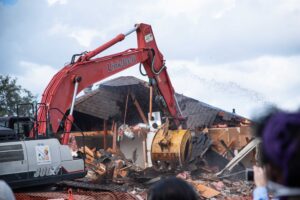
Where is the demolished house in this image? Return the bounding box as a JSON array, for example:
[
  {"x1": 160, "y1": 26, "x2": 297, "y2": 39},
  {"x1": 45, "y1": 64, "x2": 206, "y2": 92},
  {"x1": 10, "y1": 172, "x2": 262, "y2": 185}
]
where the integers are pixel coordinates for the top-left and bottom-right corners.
[
  {"x1": 60, "y1": 76, "x2": 255, "y2": 195},
  {"x1": 45, "y1": 76, "x2": 255, "y2": 199},
  {"x1": 72, "y1": 77, "x2": 254, "y2": 163},
  {"x1": 14, "y1": 76, "x2": 256, "y2": 199}
]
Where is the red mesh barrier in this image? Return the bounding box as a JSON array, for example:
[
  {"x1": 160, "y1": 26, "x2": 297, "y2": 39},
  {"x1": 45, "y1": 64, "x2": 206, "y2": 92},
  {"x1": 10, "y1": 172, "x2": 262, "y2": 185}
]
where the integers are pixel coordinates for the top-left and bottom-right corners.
[{"x1": 15, "y1": 190, "x2": 137, "y2": 200}]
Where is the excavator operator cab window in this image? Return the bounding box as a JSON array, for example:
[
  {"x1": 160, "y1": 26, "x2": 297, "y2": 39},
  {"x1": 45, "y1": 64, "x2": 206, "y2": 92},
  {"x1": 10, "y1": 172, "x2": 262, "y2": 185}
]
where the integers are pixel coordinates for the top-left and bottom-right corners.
[
  {"x1": 13, "y1": 118, "x2": 33, "y2": 138},
  {"x1": 0, "y1": 121, "x2": 6, "y2": 128},
  {"x1": 17, "y1": 123, "x2": 30, "y2": 138}
]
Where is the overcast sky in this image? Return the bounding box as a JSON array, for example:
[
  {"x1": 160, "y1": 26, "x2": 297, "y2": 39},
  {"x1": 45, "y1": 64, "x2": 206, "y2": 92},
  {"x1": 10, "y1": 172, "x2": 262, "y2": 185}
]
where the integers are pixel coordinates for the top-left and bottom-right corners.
[{"x1": 0, "y1": 0, "x2": 300, "y2": 119}]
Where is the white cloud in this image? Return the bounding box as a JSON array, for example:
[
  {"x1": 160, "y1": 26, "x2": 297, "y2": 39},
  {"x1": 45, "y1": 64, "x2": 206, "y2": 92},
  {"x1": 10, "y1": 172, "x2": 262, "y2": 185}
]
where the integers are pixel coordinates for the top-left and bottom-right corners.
[
  {"x1": 69, "y1": 29, "x2": 100, "y2": 48},
  {"x1": 141, "y1": 0, "x2": 237, "y2": 24},
  {"x1": 167, "y1": 55, "x2": 300, "y2": 118},
  {"x1": 47, "y1": 0, "x2": 68, "y2": 6},
  {"x1": 213, "y1": 0, "x2": 236, "y2": 19},
  {"x1": 275, "y1": 0, "x2": 300, "y2": 13},
  {"x1": 15, "y1": 61, "x2": 57, "y2": 100},
  {"x1": 49, "y1": 23, "x2": 103, "y2": 48},
  {"x1": 48, "y1": 23, "x2": 68, "y2": 35}
]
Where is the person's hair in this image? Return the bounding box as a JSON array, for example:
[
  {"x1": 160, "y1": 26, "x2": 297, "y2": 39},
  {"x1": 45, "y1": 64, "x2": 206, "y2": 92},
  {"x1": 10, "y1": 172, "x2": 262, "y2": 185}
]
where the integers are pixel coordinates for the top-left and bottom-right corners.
[
  {"x1": 147, "y1": 177, "x2": 199, "y2": 200},
  {"x1": 255, "y1": 108, "x2": 300, "y2": 187}
]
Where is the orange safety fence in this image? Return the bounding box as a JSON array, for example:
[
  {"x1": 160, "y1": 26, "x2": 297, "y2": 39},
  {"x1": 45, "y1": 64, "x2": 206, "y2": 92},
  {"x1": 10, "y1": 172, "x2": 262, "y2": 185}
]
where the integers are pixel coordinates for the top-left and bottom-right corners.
[{"x1": 14, "y1": 189, "x2": 137, "y2": 200}]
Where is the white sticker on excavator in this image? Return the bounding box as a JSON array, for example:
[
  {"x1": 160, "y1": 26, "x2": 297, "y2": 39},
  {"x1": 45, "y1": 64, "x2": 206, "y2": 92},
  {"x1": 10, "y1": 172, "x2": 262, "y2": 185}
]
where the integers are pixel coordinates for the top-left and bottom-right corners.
[
  {"x1": 36, "y1": 144, "x2": 51, "y2": 165},
  {"x1": 145, "y1": 33, "x2": 153, "y2": 43}
]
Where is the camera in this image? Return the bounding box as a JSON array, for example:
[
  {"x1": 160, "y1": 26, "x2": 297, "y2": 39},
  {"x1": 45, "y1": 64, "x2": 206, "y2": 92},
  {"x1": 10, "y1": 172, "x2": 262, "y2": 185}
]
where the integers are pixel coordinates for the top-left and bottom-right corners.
[{"x1": 245, "y1": 168, "x2": 254, "y2": 181}]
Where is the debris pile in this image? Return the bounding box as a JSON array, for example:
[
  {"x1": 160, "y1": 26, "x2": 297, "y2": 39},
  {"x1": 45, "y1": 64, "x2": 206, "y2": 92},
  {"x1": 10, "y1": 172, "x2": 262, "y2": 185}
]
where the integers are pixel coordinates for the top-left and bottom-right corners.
[
  {"x1": 15, "y1": 131, "x2": 256, "y2": 200},
  {"x1": 78, "y1": 146, "x2": 142, "y2": 184},
  {"x1": 72, "y1": 126, "x2": 256, "y2": 199},
  {"x1": 176, "y1": 171, "x2": 253, "y2": 199}
]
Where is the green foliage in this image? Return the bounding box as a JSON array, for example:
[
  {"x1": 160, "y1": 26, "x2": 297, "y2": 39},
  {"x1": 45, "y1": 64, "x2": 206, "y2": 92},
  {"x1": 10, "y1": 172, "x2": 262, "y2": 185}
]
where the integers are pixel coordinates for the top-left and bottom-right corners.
[{"x1": 0, "y1": 75, "x2": 36, "y2": 116}]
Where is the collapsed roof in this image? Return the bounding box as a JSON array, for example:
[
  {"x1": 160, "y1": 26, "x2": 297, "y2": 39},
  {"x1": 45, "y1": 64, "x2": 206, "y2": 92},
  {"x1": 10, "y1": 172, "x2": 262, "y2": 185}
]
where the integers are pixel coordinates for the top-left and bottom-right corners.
[{"x1": 74, "y1": 76, "x2": 249, "y2": 130}]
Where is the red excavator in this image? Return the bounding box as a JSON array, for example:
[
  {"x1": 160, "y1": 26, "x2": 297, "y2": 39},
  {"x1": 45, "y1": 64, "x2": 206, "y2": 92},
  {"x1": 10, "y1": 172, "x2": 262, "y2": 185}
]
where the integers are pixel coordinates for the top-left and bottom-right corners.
[
  {"x1": 0, "y1": 23, "x2": 191, "y2": 188},
  {"x1": 36, "y1": 23, "x2": 185, "y2": 144}
]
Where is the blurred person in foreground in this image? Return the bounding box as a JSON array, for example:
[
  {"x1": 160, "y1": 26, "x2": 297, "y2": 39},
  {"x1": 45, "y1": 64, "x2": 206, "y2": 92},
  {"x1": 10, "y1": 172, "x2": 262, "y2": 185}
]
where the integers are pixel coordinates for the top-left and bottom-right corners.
[
  {"x1": 253, "y1": 110, "x2": 300, "y2": 200},
  {"x1": 0, "y1": 180, "x2": 15, "y2": 200},
  {"x1": 147, "y1": 177, "x2": 199, "y2": 200}
]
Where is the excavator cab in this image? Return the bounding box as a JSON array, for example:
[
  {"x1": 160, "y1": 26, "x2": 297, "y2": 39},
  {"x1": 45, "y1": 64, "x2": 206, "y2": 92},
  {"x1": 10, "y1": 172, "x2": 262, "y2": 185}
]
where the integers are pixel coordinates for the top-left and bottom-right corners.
[
  {"x1": 0, "y1": 103, "x2": 86, "y2": 189},
  {"x1": 0, "y1": 116, "x2": 33, "y2": 139}
]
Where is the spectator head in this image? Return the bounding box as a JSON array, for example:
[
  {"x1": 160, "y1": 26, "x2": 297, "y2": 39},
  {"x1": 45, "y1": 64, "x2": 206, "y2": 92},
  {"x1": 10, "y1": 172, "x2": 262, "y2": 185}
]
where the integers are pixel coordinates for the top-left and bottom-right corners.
[
  {"x1": 147, "y1": 177, "x2": 199, "y2": 200},
  {"x1": 255, "y1": 109, "x2": 300, "y2": 187}
]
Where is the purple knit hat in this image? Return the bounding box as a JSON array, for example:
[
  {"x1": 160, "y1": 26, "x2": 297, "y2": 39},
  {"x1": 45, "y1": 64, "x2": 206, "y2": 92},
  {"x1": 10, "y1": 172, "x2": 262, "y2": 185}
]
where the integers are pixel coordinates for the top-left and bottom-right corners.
[{"x1": 262, "y1": 112, "x2": 300, "y2": 184}]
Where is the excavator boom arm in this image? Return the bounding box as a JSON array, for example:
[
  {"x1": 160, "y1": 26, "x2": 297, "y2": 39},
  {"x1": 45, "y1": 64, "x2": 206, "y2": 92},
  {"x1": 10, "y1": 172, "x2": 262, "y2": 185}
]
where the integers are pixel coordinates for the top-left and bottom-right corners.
[{"x1": 36, "y1": 23, "x2": 182, "y2": 143}]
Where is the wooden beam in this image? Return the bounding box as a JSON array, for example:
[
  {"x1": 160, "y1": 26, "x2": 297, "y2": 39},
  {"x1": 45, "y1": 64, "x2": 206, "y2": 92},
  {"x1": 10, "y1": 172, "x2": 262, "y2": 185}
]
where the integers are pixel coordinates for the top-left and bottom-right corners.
[
  {"x1": 130, "y1": 93, "x2": 148, "y2": 124},
  {"x1": 123, "y1": 93, "x2": 129, "y2": 124},
  {"x1": 71, "y1": 131, "x2": 112, "y2": 137},
  {"x1": 103, "y1": 119, "x2": 107, "y2": 150},
  {"x1": 112, "y1": 123, "x2": 118, "y2": 152}
]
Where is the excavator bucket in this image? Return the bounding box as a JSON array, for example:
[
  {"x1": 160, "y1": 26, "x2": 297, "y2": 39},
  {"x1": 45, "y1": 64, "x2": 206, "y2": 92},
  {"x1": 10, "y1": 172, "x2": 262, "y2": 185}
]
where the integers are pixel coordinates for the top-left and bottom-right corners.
[{"x1": 151, "y1": 127, "x2": 192, "y2": 169}]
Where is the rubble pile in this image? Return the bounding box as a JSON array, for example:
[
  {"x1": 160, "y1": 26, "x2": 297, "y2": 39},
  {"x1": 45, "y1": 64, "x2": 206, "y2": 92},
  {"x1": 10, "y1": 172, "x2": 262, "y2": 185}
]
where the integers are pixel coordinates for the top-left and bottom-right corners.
[
  {"x1": 15, "y1": 133, "x2": 255, "y2": 200},
  {"x1": 174, "y1": 171, "x2": 253, "y2": 199},
  {"x1": 77, "y1": 145, "x2": 254, "y2": 199},
  {"x1": 192, "y1": 175, "x2": 253, "y2": 199},
  {"x1": 78, "y1": 146, "x2": 142, "y2": 184},
  {"x1": 62, "y1": 75, "x2": 256, "y2": 199},
  {"x1": 74, "y1": 128, "x2": 256, "y2": 199}
]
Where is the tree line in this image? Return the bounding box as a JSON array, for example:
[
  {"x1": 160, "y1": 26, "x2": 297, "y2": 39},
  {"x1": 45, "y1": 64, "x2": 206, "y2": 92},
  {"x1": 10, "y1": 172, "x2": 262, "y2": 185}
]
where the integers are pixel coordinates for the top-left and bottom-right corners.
[{"x1": 0, "y1": 75, "x2": 36, "y2": 116}]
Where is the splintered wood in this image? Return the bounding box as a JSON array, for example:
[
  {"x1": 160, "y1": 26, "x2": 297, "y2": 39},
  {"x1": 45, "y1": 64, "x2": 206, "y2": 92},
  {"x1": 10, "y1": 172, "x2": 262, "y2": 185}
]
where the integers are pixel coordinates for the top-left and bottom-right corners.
[
  {"x1": 208, "y1": 126, "x2": 253, "y2": 155},
  {"x1": 193, "y1": 182, "x2": 220, "y2": 198},
  {"x1": 78, "y1": 146, "x2": 131, "y2": 182},
  {"x1": 79, "y1": 146, "x2": 105, "y2": 175}
]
